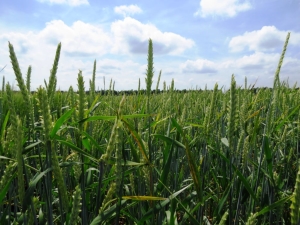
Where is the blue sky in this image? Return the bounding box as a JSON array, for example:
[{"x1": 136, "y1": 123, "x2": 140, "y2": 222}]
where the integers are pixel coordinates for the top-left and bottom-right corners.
[{"x1": 0, "y1": 0, "x2": 299, "y2": 91}]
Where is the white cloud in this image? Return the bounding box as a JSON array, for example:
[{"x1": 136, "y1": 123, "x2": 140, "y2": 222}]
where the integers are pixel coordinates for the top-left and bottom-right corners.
[
  {"x1": 229, "y1": 26, "x2": 300, "y2": 52},
  {"x1": 37, "y1": 0, "x2": 89, "y2": 6},
  {"x1": 177, "y1": 51, "x2": 300, "y2": 89},
  {"x1": 114, "y1": 5, "x2": 142, "y2": 17},
  {"x1": 195, "y1": 0, "x2": 252, "y2": 18},
  {"x1": 222, "y1": 52, "x2": 280, "y2": 72},
  {"x1": 0, "y1": 20, "x2": 112, "y2": 90},
  {"x1": 38, "y1": 20, "x2": 112, "y2": 56},
  {"x1": 0, "y1": 18, "x2": 194, "y2": 91},
  {"x1": 111, "y1": 17, "x2": 194, "y2": 55},
  {"x1": 181, "y1": 59, "x2": 218, "y2": 74}
]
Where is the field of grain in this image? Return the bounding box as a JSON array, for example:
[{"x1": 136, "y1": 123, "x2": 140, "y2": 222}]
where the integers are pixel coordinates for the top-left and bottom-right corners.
[{"x1": 0, "y1": 34, "x2": 299, "y2": 225}]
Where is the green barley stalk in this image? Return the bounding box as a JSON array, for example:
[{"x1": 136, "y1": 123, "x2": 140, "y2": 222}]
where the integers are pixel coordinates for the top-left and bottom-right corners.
[
  {"x1": 228, "y1": 75, "x2": 237, "y2": 150},
  {"x1": 273, "y1": 32, "x2": 290, "y2": 89},
  {"x1": 6, "y1": 83, "x2": 17, "y2": 129},
  {"x1": 245, "y1": 213, "x2": 257, "y2": 225},
  {"x1": 138, "y1": 78, "x2": 141, "y2": 94},
  {"x1": 37, "y1": 87, "x2": 52, "y2": 141},
  {"x1": 145, "y1": 38, "x2": 154, "y2": 98},
  {"x1": 69, "y1": 185, "x2": 82, "y2": 225},
  {"x1": 57, "y1": 90, "x2": 62, "y2": 119},
  {"x1": 227, "y1": 75, "x2": 237, "y2": 223},
  {"x1": 16, "y1": 117, "x2": 25, "y2": 203},
  {"x1": 26, "y1": 65, "x2": 31, "y2": 92},
  {"x1": 37, "y1": 87, "x2": 69, "y2": 211},
  {"x1": 218, "y1": 210, "x2": 229, "y2": 225},
  {"x1": 91, "y1": 60, "x2": 96, "y2": 98},
  {"x1": 6, "y1": 84, "x2": 25, "y2": 198},
  {"x1": 204, "y1": 83, "x2": 218, "y2": 135},
  {"x1": 0, "y1": 161, "x2": 16, "y2": 194},
  {"x1": 100, "y1": 118, "x2": 118, "y2": 162},
  {"x1": 68, "y1": 86, "x2": 78, "y2": 122},
  {"x1": 99, "y1": 182, "x2": 116, "y2": 214},
  {"x1": 116, "y1": 95, "x2": 125, "y2": 189},
  {"x1": 27, "y1": 196, "x2": 39, "y2": 225},
  {"x1": 77, "y1": 70, "x2": 86, "y2": 132},
  {"x1": 47, "y1": 42, "x2": 61, "y2": 103},
  {"x1": 8, "y1": 42, "x2": 32, "y2": 117},
  {"x1": 145, "y1": 38, "x2": 155, "y2": 199},
  {"x1": 156, "y1": 70, "x2": 162, "y2": 94},
  {"x1": 1, "y1": 75, "x2": 5, "y2": 93},
  {"x1": 77, "y1": 70, "x2": 89, "y2": 224},
  {"x1": 291, "y1": 163, "x2": 300, "y2": 225},
  {"x1": 103, "y1": 76, "x2": 105, "y2": 91}
]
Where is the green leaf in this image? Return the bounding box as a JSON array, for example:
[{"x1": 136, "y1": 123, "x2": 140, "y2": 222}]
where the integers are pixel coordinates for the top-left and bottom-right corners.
[
  {"x1": 121, "y1": 118, "x2": 149, "y2": 164},
  {"x1": 263, "y1": 136, "x2": 274, "y2": 182},
  {"x1": 138, "y1": 184, "x2": 192, "y2": 224},
  {"x1": 0, "y1": 170, "x2": 16, "y2": 204},
  {"x1": 82, "y1": 131, "x2": 105, "y2": 154},
  {"x1": 153, "y1": 134, "x2": 185, "y2": 149},
  {"x1": 22, "y1": 168, "x2": 52, "y2": 213},
  {"x1": 256, "y1": 195, "x2": 292, "y2": 217},
  {"x1": 57, "y1": 139, "x2": 98, "y2": 163},
  {"x1": 275, "y1": 103, "x2": 300, "y2": 131},
  {"x1": 22, "y1": 140, "x2": 42, "y2": 154},
  {"x1": 50, "y1": 108, "x2": 74, "y2": 139},
  {"x1": 90, "y1": 200, "x2": 127, "y2": 225},
  {"x1": 0, "y1": 111, "x2": 9, "y2": 142},
  {"x1": 171, "y1": 118, "x2": 202, "y2": 203},
  {"x1": 211, "y1": 148, "x2": 258, "y2": 202},
  {"x1": 82, "y1": 136, "x2": 91, "y2": 151},
  {"x1": 79, "y1": 115, "x2": 116, "y2": 124},
  {"x1": 154, "y1": 137, "x2": 175, "y2": 193}
]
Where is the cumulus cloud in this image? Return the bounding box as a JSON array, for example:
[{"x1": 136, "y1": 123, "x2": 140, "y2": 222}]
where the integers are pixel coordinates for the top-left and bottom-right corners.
[
  {"x1": 0, "y1": 20, "x2": 113, "y2": 90},
  {"x1": 114, "y1": 5, "x2": 142, "y2": 17},
  {"x1": 111, "y1": 17, "x2": 194, "y2": 55},
  {"x1": 181, "y1": 59, "x2": 218, "y2": 74},
  {"x1": 222, "y1": 52, "x2": 280, "y2": 72},
  {"x1": 195, "y1": 0, "x2": 252, "y2": 18},
  {"x1": 37, "y1": 0, "x2": 89, "y2": 6},
  {"x1": 177, "y1": 50, "x2": 300, "y2": 89},
  {"x1": 0, "y1": 18, "x2": 194, "y2": 91},
  {"x1": 229, "y1": 26, "x2": 300, "y2": 52},
  {"x1": 39, "y1": 20, "x2": 112, "y2": 56}
]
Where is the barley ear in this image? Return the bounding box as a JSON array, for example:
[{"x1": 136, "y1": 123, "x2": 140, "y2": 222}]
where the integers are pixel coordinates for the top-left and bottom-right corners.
[
  {"x1": 37, "y1": 87, "x2": 69, "y2": 211},
  {"x1": 155, "y1": 70, "x2": 162, "y2": 94},
  {"x1": 291, "y1": 163, "x2": 300, "y2": 225},
  {"x1": 91, "y1": 59, "x2": 96, "y2": 99},
  {"x1": 47, "y1": 42, "x2": 61, "y2": 103},
  {"x1": 145, "y1": 38, "x2": 154, "y2": 97},
  {"x1": 8, "y1": 42, "x2": 32, "y2": 116},
  {"x1": 16, "y1": 117, "x2": 25, "y2": 203},
  {"x1": 218, "y1": 210, "x2": 228, "y2": 225},
  {"x1": 0, "y1": 161, "x2": 16, "y2": 192},
  {"x1": 99, "y1": 182, "x2": 116, "y2": 213},
  {"x1": 69, "y1": 185, "x2": 82, "y2": 225},
  {"x1": 26, "y1": 65, "x2": 31, "y2": 92},
  {"x1": 273, "y1": 32, "x2": 290, "y2": 89},
  {"x1": 205, "y1": 83, "x2": 218, "y2": 134},
  {"x1": 228, "y1": 75, "x2": 237, "y2": 149},
  {"x1": 245, "y1": 213, "x2": 257, "y2": 225},
  {"x1": 37, "y1": 87, "x2": 52, "y2": 141},
  {"x1": 77, "y1": 70, "x2": 86, "y2": 132}
]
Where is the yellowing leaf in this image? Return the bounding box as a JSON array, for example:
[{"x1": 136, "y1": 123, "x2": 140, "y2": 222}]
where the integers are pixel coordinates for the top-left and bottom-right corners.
[{"x1": 122, "y1": 196, "x2": 167, "y2": 201}]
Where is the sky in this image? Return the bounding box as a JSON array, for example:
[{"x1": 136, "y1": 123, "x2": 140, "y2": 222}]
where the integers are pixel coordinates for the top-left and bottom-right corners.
[{"x1": 0, "y1": 0, "x2": 299, "y2": 91}]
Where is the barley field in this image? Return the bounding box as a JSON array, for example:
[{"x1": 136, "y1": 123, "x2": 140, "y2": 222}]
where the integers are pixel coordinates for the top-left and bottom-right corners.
[{"x1": 0, "y1": 34, "x2": 299, "y2": 224}]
